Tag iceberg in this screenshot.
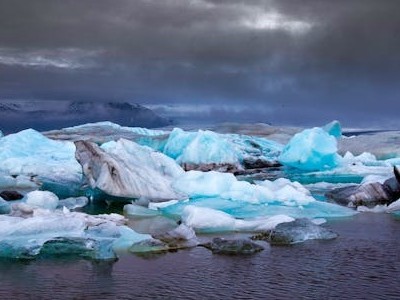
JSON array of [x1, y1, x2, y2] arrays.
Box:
[[25, 191, 59, 211], [162, 128, 283, 171], [172, 170, 315, 206], [75, 139, 186, 202], [325, 168, 400, 207], [163, 128, 240, 169], [0, 173, 40, 194], [0, 209, 152, 260], [58, 196, 89, 210], [279, 127, 341, 171], [322, 120, 342, 137], [0, 129, 82, 196], [44, 121, 168, 145], [181, 205, 294, 233], [253, 218, 338, 245]]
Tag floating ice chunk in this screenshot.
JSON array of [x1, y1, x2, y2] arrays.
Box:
[[58, 196, 89, 210], [148, 199, 180, 210], [361, 174, 389, 185], [163, 128, 196, 159], [164, 128, 240, 166], [124, 203, 162, 218], [181, 205, 293, 233], [182, 206, 236, 232], [235, 215, 295, 232], [357, 205, 388, 213], [322, 120, 342, 137], [0, 173, 40, 194], [257, 218, 338, 245], [112, 225, 153, 252], [0, 129, 82, 185], [152, 224, 199, 249], [0, 209, 150, 259], [173, 171, 237, 198], [25, 191, 59, 211], [177, 130, 240, 165], [75, 139, 186, 201], [258, 178, 315, 205], [387, 198, 400, 212], [66, 121, 167, 136], [279, 127, 340, 171], [341, 152, 387, 168], [162, 196, 357, 220], [173, 171, 315, 206]]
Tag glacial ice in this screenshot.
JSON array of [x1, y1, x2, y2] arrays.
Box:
[[322, 120, 342, 137], [0, 209, 153, 259], [163, 128, 240, 166], [0, 173, 40, 194], [181, 205, 294, 233], [161, 128, 283, 168], [254, 218, 338, 245], [0, 198, 11, 215], [75, 139, 186, 201], [0, 129, 82, 192], [279, 127, 340, 171], [25, 191, 59, 211], [161, 196, 356, 221], [172, 170, 315, 205], [58, 196, 89, 210]]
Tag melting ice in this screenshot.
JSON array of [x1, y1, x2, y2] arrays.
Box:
[[0, 120, 399, 258]]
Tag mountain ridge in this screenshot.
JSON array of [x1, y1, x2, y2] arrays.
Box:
[[0, 100, 172, 133]]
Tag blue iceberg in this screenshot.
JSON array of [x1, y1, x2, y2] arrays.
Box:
[[279, 127, 341, 171]]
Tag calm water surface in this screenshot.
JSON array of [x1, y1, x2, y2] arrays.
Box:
[[1, 213, 400, 300]]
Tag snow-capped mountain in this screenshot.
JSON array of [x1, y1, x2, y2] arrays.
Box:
[[0, 100, 172, 133]]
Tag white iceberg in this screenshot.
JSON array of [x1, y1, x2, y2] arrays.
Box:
[[75, 139, 186, 201], [0, 208, 152, 259], [0, 129, 82, 187], [181, 205, 294, 233], [25, 191, 59, 211], [173, 170, 315, 206]]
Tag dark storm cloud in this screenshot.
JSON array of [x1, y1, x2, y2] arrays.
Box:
[[0, 0, 399, 127]]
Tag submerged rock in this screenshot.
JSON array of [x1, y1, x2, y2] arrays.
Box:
[[326, 167, 400, 207], [201, 237, 264, 255], [253, 218, 338, 245], [74, 139, 186, 202]]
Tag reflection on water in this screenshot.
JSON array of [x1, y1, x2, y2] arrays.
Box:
[[1, 214, 400, 299]]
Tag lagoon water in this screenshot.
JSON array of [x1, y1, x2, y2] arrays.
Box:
[[1, 213, 399, 300]]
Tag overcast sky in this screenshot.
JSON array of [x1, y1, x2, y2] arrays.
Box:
[[0, 0, 399, 128]]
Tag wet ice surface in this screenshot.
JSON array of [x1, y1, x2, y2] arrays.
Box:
[[0, 213, 400, 299], [1, 121, 400, 298]]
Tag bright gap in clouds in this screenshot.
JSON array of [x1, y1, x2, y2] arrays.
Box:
[[0, 48, 100, 69], [242, 11, 314, 34]]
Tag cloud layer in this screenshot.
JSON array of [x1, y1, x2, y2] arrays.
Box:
[[0, 0, 399, 127]]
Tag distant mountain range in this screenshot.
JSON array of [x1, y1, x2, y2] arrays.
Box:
[[0, 101, 173, 133]]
